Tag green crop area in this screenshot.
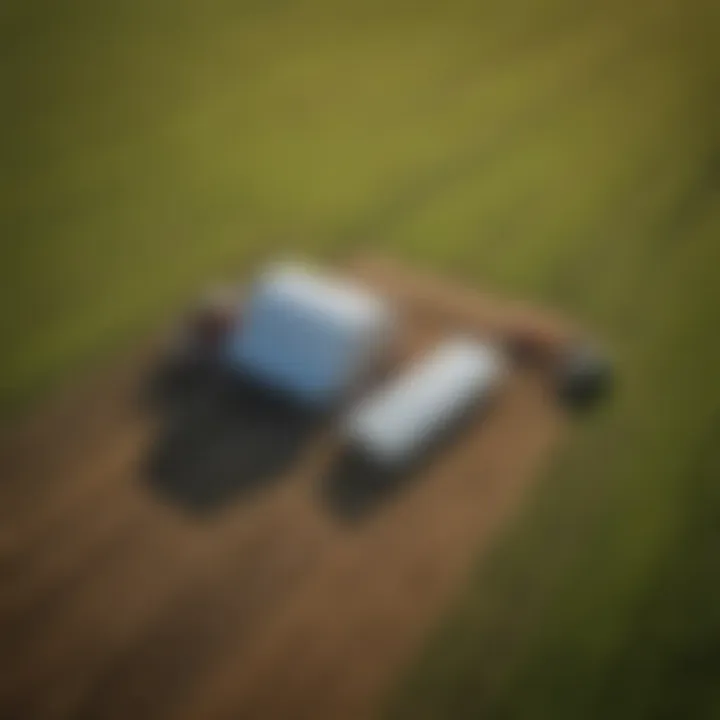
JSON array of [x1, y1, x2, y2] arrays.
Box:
[[2, 0, 719, 717]]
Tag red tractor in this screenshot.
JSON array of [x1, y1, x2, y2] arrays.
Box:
[[502, 319, 613, 411]]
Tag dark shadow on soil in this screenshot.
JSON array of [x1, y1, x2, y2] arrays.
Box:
[[320, 449, 416, 523], [143, 364, 324, 515]]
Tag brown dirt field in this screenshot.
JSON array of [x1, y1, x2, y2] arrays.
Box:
[[0, 256, 569, 720]]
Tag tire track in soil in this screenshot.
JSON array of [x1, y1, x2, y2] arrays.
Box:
[[168, 262, 566, 720], [0, 257, 568, 720]]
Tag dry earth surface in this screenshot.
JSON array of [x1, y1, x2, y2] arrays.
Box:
[[0, 257, 570, 720]]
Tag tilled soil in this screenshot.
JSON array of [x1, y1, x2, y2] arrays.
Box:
[[0, 257, 568, 720]]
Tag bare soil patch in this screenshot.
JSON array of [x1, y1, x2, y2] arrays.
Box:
[[0, 255, 569, 720]]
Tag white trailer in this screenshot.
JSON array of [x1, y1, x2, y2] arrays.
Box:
[[342, 338, 507, 469]]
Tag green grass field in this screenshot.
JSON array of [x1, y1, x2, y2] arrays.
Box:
[[2, 0, 720, 717]]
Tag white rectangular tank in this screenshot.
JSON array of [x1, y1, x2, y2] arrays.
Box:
[[342, 338, 507, 469], [225, 261, 395, 408]]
